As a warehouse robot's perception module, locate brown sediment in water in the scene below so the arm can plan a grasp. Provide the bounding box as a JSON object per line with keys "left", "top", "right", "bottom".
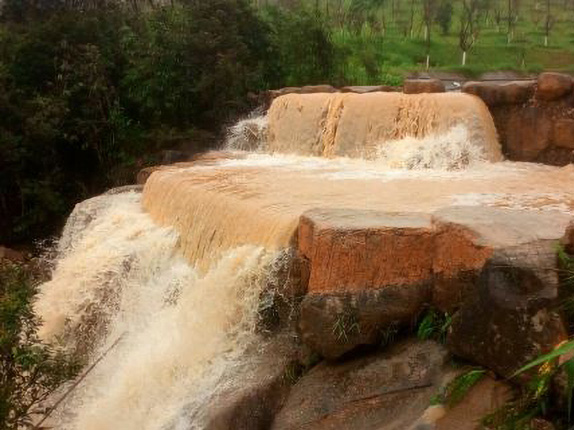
{"left": 142, "top": 154, "right": 574, "bottom": 270}
{"left": 267, "top": 92, "right": 502, "bottom": 161}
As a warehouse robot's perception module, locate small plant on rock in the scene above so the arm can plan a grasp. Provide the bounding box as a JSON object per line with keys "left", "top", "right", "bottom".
{"left": 417, "top": 308, "right": 452, "bottom": 344}
{"left": 332, "top": 312, "right": 360, "bottom": 343}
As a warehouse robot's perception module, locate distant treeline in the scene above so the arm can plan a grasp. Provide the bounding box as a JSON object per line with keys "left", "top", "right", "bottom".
{"left": 1, "top": 0, "right": 574, "bottom": 245}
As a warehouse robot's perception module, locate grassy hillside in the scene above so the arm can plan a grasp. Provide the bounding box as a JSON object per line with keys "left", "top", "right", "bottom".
{"left": 273, "top": 0, "right": 574, "bottom": 84}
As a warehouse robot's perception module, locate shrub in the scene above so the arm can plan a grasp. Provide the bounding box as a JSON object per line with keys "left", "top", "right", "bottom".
{"left": 0, "top": 262, "right": 79, "bottom": 429}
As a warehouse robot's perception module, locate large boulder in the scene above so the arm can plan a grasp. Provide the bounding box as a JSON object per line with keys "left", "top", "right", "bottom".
{"left": 404, "top": 78, "right": 445, "bottom": 94}
{"left": 536, "top": 72, "right": 573, "bottom": 101}
{"left": 447, "top": 245, "right": 568, "bottom": 378}
{"left": 272, "top": 340, "right": 449, "bottom": 430}
{"left": 462, "top": 81, "right": 535, "bottom": 106}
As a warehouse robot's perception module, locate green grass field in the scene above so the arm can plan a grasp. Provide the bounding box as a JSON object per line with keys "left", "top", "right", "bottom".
{"left": 313, "top": 0, "right": 574, "bottom": 83}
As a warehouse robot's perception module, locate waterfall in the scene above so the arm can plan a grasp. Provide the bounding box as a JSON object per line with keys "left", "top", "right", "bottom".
{"left": 33, "top": 91, "right": 574, "bottom": 430}
{"left": 35, "top": 191, "right": 280, "bottom": 429}
{"left": 266, "top": 92, "right": 502, "bottom": 162}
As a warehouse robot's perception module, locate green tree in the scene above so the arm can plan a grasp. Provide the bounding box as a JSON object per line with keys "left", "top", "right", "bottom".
{"left": 436, "top": 0, "right": 453, "bottom": 35}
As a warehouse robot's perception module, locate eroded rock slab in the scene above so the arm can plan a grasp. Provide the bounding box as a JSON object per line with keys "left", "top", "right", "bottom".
{"left": 272, "top": 340, "right": 449, "bottom": 430}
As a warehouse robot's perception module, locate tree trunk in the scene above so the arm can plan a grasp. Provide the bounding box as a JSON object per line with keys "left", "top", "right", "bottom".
{"left": 462, "top": 51, "right": 467, "bottom": 66}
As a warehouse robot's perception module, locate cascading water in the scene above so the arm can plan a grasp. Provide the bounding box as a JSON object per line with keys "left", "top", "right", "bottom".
{"left": 35, "top": 191, "right": 283, "bottom": 429}
{"left": 35, "top": 92, "right": 574, "bottom": 429}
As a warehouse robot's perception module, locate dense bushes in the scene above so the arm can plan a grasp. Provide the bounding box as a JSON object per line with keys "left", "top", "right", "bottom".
{"left": 0, "top": 1, "right": 310, "bottom": 245}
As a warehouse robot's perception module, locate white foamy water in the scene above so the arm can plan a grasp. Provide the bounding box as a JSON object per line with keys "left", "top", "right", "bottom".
{"left": 35, "top": 191, "right": 277, "bottom": 430}
{"left": 376, "top": 124, "right": 488, "bottom": 170}
{"left": 225, "top": 115, "right": 268, "bottom": 152}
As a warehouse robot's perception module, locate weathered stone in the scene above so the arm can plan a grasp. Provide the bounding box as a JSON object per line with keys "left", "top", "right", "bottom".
{"left": 462, "top": 81, "right": 535, "bottom": 106}
{"left": 272, "top": 340, "right": 449, "bottom": 430}
{"left": 299, "top": 209, "right": 435, "bottom": 294}
{"left": 536, "top": 72, "right": 573, "bottom": 101}
{"left": 404, "top": 78, "right": 445, "bottom": 94}
{"left": 431, "top": 206, "right": 572, "bottom": 311}
{"left": 504, "top": 107, "right": 553, "bottom": 161}
{"left": 554, "top": 118, "right": 574, "bottom": 149}
{"left": 447, "top": 246, "right": 568, "bottom": 378}
{"left": 340, "top": 85, "right": 397, "bottom": 93}
{"left": 299, "top": 285, "right": 430, "bottom": 359}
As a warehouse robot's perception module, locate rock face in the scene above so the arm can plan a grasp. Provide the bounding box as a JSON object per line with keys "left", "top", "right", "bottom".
{"left": 536, "top": 72, "right": 573, "bottom": 101}
{"left": 272, "top": 340, "right": 449, "bottom": 430}
{"left": 299, "top": 210, "right": 435, "bottom": 294}
{"left": 504, "top": 107, "right": 553, "bottom": 161}
{"left": 554, "top": 119, "right": 574, "bottom": 149}
{"left": 461, "top": 74, "right": 574, "bottom": 165}
{"left": 296, "top": 206, "right": 572, "bottom": 361}
{"left": 404, "top": 78, "right": 446, "bottom": 94}
{"left": 0, "top": 246, "right": 24, "bottom": 262}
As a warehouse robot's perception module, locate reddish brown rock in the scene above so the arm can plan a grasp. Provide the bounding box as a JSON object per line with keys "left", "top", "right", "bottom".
{"left": 462, "top": 81, "right": 535, "bottom": 106}
{"left": 298, "top": 209, "right": 435, "bottom": 293}
{"left": 431, "top": 223, "right": 492, "bottom": 312}
{"left": 554, "top": 118, "right": 574, "bottom": 149}
{"left": 403, "top": 78, "right": 445, "bottom": 94}
{"left": 272, "top": 340, "right": 449, "bottom": 430}
{"left": 536, "top": 72, "right": 573, "bottom": 101}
